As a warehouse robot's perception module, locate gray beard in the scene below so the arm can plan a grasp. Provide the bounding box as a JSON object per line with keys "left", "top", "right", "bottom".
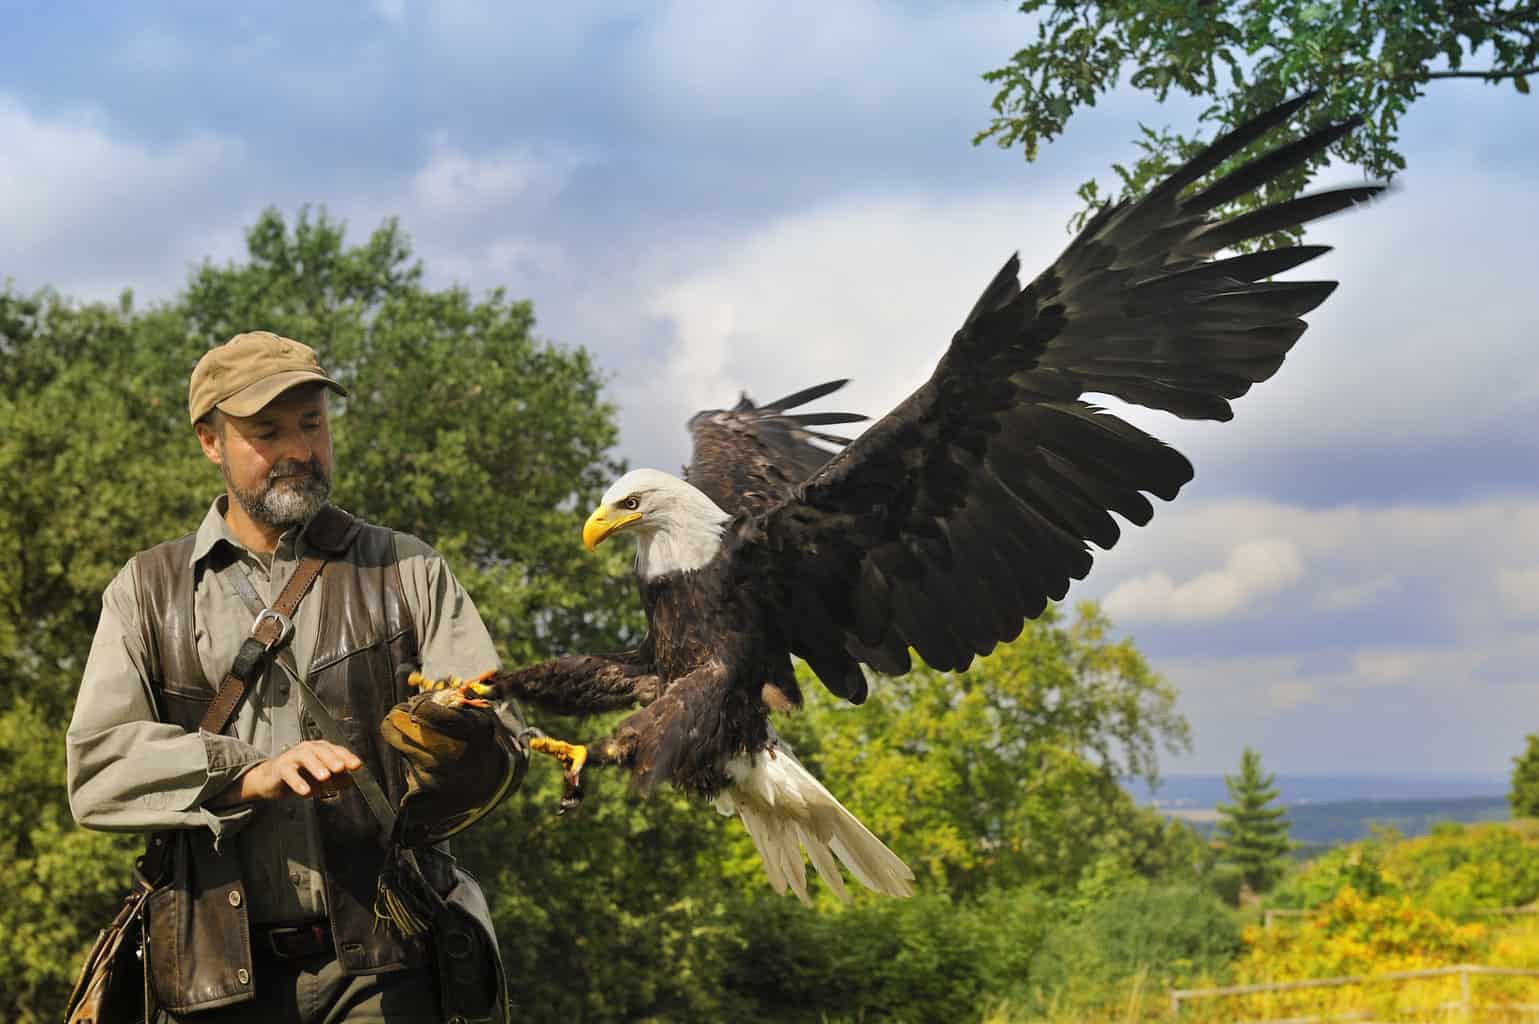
{"left": 223, "top": 453, "right": 332, "bottom": 531}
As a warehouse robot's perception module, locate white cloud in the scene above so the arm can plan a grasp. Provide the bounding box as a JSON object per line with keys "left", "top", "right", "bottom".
{"left": 1352, "top": 647, "right": 1468, "bottom": 687}
{"left": 411, "top": 145, "right": 580, "bottom": 219}
{"left": 1498, "top": 567, "right": 1539, "bottom": 618}
{"left": 1318, "top": 575, "right": 1399, "bottom": 611}
{"left": 372, "top": 0, "right": 407, "bottom": 27}
{"left": 0, "top": 94, "right": 240, "bottom": 300}
{"left": 1075, "top": 497, "right": 1539, "bottom": 637}
{"left": 1269, "top": 680, "right": 1318, "bottom": 710}
{"left": 630, "top": 1, "right": 1017, "bottom": 126}
{"left": 420, "top": 236, "right": 564, "bottom": 293}
{"left": 1157, "top": 641, "right": 1539, "bottom": 773}
{"left": 1101, "top": 539, "right": 1304, "bottom": 623}
{"left": 421, "top": 0, "right": 652, "bottom": 85}
{"left": 1066, "top": 494, "right": 1539, "bottom": 772}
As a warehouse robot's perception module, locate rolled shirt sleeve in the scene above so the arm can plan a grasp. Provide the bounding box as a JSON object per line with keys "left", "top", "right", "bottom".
{"left": 66, "top": 559, "right": 266, "bottom": 846}
{"left": 392, "top": 533, "right": 502, "bottom": 682}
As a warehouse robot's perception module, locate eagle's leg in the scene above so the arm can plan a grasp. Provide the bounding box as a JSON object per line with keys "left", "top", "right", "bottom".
{"left": 527, "top": 734, "right": 633, "bottom": 813}
{"left": 529, "top": 735, "right": 588, "bottom": 812}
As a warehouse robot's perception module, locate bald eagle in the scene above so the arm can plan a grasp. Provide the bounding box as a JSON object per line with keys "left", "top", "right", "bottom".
{"left": 438, "top": 94, "right": 1384, "bottom": 903}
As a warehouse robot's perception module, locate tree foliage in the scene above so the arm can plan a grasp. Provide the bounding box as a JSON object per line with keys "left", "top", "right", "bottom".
{"left": 1216, "top": 746, "right": 1291, "bottom": 894}
{"left": 1511, "top": 732, "right": 1539, "bottom": 817}
{"left": 976, "top": 1, "right": 1539, "bottom": 246}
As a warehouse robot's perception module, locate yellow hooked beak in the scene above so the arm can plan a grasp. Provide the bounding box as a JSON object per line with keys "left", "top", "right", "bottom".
{"left": 583, "top": 505, "right": 642, "bottom": 551}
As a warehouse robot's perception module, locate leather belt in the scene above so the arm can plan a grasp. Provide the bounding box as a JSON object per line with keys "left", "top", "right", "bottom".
{"left": 255, "top": 920, "right": 334, "bottom": 960}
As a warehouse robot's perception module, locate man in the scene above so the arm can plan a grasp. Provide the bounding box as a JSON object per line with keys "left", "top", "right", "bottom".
{"left": 67, "top": 330, "right": 507, "bottom": 1022}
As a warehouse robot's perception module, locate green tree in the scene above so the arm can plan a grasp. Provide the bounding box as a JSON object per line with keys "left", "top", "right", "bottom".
{"left": 1510, "top": 732, "right": 1539, "bottom": 817}
{"left": 1215, "top": 747, "right": 1291, "bottom": 894}
{"left": 975, "top": 2, "right": 1539, "bottom": 246}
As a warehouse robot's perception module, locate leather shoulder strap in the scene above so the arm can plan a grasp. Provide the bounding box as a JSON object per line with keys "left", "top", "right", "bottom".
{"left": 199, "top": 506, "right": 358, "bottom": 734}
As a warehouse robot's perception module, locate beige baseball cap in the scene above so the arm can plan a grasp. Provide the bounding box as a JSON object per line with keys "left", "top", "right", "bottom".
{"left": 188, "top": 330, "right": 347, "bottom": 425}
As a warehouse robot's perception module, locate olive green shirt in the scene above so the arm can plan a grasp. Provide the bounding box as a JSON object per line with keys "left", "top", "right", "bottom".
{"left": 66, "top": 497, "right": 501, "bottom": 923}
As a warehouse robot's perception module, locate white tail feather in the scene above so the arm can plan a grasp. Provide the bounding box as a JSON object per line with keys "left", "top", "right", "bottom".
{"left": 714, "top": 746, "right": 914, "bottom": 905}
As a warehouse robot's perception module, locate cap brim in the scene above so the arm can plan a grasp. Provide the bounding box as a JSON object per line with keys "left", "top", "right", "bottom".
{"left": 215, "top": 370, "right": 348, "bottom": 418}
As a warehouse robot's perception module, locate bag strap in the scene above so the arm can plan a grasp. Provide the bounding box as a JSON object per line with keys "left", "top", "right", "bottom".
{"left": 294, "top": 675, "right": 399, "bottom": 838}
{"left": 198, "top": 506, "right": 353, "bottom": 734}
{"left": 200, "top": 553, "right": 324, "bottom": 733}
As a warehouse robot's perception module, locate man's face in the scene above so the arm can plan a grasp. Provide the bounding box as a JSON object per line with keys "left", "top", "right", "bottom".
{"left": 196, "top": 383, "right": 334, "bottom": 531}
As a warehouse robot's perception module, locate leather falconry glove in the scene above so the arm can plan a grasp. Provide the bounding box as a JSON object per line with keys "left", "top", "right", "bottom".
{"left": 379, "top": 667, "right": 528, "bottom": 849}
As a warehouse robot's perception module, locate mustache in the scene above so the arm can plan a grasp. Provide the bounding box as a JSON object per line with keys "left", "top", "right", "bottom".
{"left": 268, "top": 458, "right": 326, "bottom": 484}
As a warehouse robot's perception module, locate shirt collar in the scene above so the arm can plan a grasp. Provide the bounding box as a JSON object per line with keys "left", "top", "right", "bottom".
{"left": 188, "top": 495, "right": 317, "bottom": 568}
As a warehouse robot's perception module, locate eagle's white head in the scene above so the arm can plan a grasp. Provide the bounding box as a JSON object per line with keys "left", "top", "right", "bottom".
{"left": 583, "top": 468, "right": 731, "bottom": 579}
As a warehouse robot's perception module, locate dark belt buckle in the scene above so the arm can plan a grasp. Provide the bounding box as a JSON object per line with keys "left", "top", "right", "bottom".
{"left": 267, "top": 922, "right": 329, "bottom": 959}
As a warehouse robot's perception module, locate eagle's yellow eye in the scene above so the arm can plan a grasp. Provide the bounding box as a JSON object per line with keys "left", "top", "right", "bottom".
{"left": 622, "top": 496, "right": 640, "bottom": 511}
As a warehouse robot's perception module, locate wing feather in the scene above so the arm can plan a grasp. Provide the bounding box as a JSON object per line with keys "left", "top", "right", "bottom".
{"left": 684, "top": 380, "right": 869, "bottom": 517}
{"left": 738, "top": 94, "right": 1385, "bottom": 696}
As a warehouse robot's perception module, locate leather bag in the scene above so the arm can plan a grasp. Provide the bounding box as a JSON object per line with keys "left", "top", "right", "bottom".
{"left": 63, "top": 862, "right": 156, "bottom": 1024}
{"left": 377, "top": 845, "right": 507, "bottom": 1024}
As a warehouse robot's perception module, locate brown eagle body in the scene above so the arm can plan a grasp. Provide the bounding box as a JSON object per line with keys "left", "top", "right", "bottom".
{"left": 477, "top": 93, "right": 1386, "bottom": 903}
{"left": 620, "top": 545, "right": 788, "bottom": 798}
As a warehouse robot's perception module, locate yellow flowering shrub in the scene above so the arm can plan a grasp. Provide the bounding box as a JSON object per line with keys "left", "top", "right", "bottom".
{"left": 1216, "top": 889, "right": 1487, "bottom": 1021}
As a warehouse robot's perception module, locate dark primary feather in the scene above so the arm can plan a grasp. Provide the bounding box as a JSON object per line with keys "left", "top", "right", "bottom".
{"left": 685, "top": 379, "right": 868, "bottom": 518}
{"left": 739, "top": 93, "right": 1385, "bottom": 697}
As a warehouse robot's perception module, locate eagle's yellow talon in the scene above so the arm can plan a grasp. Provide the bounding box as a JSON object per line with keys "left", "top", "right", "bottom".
{"left": 463, "top": 680, "right": 497, "bottom": 698}
{"left": 530, "top": 736, "right": 588, "bottom": 776}
{"left": 409, "top": 671, "right": 461, "bottom": 696}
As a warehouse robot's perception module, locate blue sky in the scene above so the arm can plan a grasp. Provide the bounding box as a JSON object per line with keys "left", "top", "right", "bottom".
{"left": 5, "top": 2, "right": 1537, "bottom": 777}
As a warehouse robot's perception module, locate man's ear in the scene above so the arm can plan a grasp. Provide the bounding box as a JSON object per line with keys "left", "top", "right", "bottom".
{"left": 195, "top": 422, "right": 223, "bottom": 466}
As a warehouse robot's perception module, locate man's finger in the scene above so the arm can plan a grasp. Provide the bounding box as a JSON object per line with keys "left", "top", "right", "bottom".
{"left": 282, "top": 762, "right": 313, "bottom": 796}
{"left": 309, "top": 740, "right": 362, "bottom": 772}
{"left": 297, "top": 750, "right": 334, "bottom": 782}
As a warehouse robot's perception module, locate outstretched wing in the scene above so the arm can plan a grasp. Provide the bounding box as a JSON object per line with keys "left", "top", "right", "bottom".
{"left": 744, "top": 92, "right": 1385, "bottom": 702}
{"left": 482, "top": 653, "right": 661, "bottom": 717}
{"left": 684, "top": 380, "right": 867, "bottom": 518}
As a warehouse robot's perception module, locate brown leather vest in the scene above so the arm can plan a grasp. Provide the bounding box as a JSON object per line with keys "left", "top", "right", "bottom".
{"left": 133, "top": 507, "right": 457, "bottom": 1013}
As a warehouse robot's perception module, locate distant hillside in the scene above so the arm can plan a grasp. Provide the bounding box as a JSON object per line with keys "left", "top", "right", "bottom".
{"left": 1167, "top": 794, "right": 1511, "bottom": 847}
{"left": 1126, "top": 773, "right": 1508, "bottom": 809}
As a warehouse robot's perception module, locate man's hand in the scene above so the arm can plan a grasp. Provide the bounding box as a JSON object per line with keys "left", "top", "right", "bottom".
{"left": 211, "top": 740, "right": 362, "bottom": 807}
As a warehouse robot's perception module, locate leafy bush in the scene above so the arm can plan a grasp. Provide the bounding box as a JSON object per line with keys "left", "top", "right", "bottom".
{"left": 1028, "top": 883, "right": 1241, "bottom": 1006}
{"left": 1224, "top": 889, "right": 1488, "bottom": 1021}
{"left": 720, "top": 885, "right": 1052, "bottom": 1022}
{"left": 1268, "top": 838, "right": 1400, "bottom": 910}
{"left": 1241, "top": 888, "right": 1484, "bottom": 981}
{"left": 1209, "top": 864, "right": 1246, "bottom": 906}
{"left": 1387, "top": 823, "right": 1539, "bottom": 916}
